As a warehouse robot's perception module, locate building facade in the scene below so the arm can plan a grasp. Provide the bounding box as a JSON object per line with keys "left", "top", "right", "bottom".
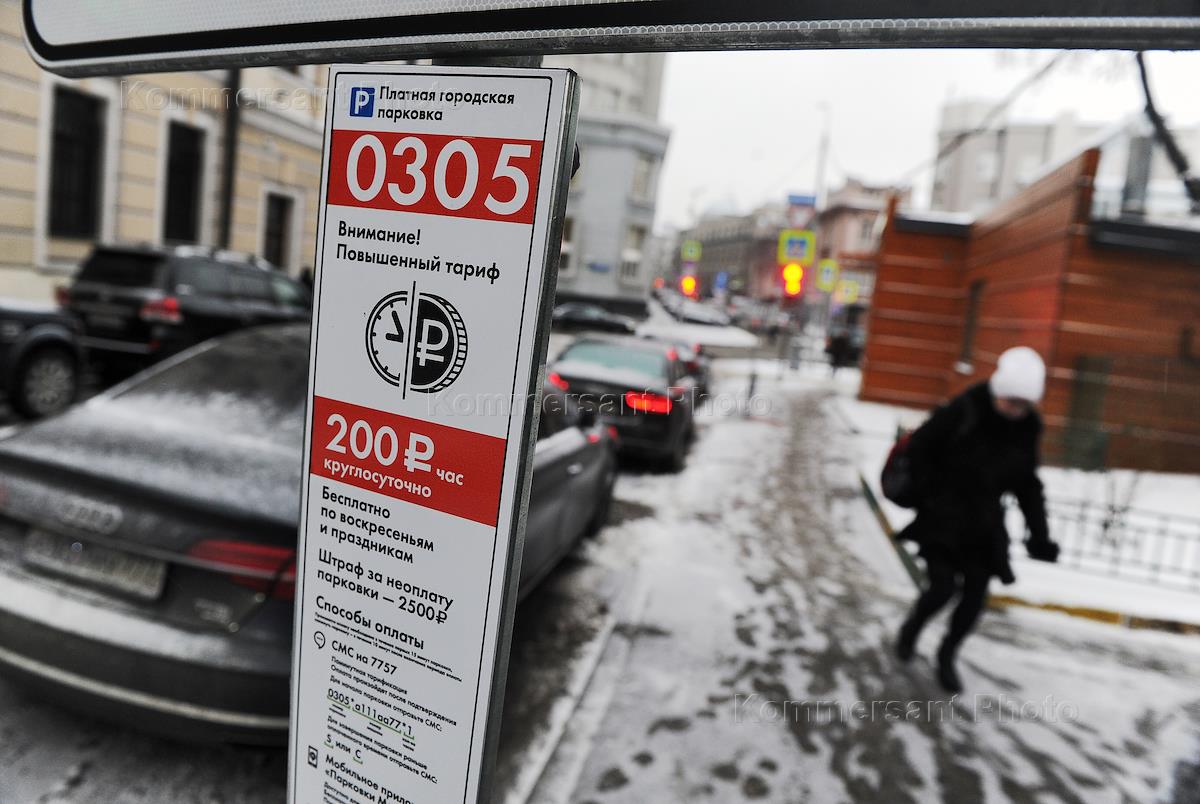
{"left": 543, "top": 53, "right": 669, "bottom": 316}
{"left": 810, "top": 179, "right": 910, "bottom": 320}
{"left": 931, "top": 100, "right": 1103, "bottom": 215}
{"left": 862, "top": 145, "right": 1200, "bottom": 474}
{"left": 0, "top": 0, "right": 325, "bottom": 301}
{"left": 672, "top": 203, "right": 787, "bottom": 300}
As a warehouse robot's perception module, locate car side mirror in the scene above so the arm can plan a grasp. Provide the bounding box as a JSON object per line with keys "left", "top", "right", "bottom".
{"left": 578, "top": 407, "right": 597, "bottom": 429}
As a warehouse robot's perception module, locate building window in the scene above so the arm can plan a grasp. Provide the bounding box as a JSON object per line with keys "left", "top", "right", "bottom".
{"left": 620, "top": 224, "right": 646, "bottom": 282}
{"left": 162, "top": 122, "right": 205, "bottom": 244}
{"left": 559, "top": 216, "right": 574, "bottom": 274}
{"left": 960, "top": 281, "right": 984, "bottom": 364}
{"left": 859, "top": 216, "right": 876, "bottom": 248}
{"left": 263, "top": 192, "right": 294, "bottom": 270}
{"left": 49, "top": 86, "right": 105, "bottom": 239}
{"left": 631, "top": 154, "right": 655, "bottom": 203}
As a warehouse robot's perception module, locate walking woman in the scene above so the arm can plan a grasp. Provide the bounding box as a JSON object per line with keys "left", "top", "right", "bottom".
{"left": 895, "top": 347, "right": 1061, "bottom": 692}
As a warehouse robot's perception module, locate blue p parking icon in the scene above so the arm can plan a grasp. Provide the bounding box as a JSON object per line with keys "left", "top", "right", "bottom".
{"left": 349, "top": 86, "right": 375, "bottom": 117}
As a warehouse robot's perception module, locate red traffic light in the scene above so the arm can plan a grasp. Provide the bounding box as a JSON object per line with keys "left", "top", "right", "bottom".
{"left": 782, "top": 263, "right": 804, "bottom": 296}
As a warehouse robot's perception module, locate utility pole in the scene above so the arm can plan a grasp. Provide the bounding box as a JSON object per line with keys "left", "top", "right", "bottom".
{"left": 814, "top": 102, "right": 831, "bottom": 210}
{"left": 217, "top": 68, "right": 241, "bottom": 250}
{"left": 814, "top": 102, "right": 831, "bottom": 331}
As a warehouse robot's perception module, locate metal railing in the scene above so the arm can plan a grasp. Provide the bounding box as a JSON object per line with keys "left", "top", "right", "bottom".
{"left": 1008, "top": 496, "right": 1200, "bottom": 593}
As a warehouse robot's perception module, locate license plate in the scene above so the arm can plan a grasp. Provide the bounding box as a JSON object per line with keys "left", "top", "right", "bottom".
{"left": 86, "top": 313, "right": 127, "bottom": 330}
{"left": 23, "top": 529, "right": 167, "bottom": 601}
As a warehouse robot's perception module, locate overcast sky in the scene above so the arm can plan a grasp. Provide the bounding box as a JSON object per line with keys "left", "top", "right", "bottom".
{"left": 653, "top": 49, "right": 1200, "bottom": 231}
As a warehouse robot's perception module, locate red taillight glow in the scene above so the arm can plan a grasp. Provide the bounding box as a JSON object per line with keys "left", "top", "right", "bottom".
{"left": 187, "top": 540, "right": 296, "bottom": 600}
{"left": 624, "top": 391, "right": 672, "bottom": 414}
{"left": 140, "top": 296, "right": 182, "bottom": 324}
{"left": 548, "top": 371, "right": 570, "bottom": 391}
{"left": 54, "top": 285, "right": 70, "bottom": 307}
{"left": 666, "top": 348, "right": 678, "bottom": 361}
{"left": 606, "top": 425, "right": 620, "bottom": 444}
{"left": 587, "top": 432, "right": 601, "bottom": 444}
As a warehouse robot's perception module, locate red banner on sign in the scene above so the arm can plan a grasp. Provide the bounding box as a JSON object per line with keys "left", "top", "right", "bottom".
{"left": 326, "top": 129, "right": 543, "bottom": 225}
{"left": 310, "top": 396, "right": 507, "bottom": 527}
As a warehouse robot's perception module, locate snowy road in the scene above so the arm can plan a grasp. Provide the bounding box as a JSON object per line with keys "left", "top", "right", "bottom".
{"left": 1, "top": 365, "right": 1199, "bottom": 803}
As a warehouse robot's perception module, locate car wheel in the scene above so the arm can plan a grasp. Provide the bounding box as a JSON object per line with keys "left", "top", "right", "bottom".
{"left": 585, "top": 460, "right": 617, "bottom": 538}
{"left": 665, "top": 432, "right": 687, "bottom": 472}
{"left": 13, "top": 346, "right": 78, "bottom": 419}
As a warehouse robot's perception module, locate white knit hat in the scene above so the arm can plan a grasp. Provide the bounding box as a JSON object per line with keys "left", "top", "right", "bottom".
{"left": 989, "top": 347, "right": 1045, "bottom": 403}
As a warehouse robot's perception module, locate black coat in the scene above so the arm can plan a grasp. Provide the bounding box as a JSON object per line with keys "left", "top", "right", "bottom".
{"left": 898, "top": 382, "right": 1050, "bottom": 583}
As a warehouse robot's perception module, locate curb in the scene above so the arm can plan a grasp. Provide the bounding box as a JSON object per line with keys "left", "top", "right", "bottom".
{"left": 855, "top": 472, "right": 1200, "bottom": 637}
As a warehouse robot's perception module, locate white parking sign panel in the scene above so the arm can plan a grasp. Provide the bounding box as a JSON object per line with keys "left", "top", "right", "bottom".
{"left": 288, "top": 65, "right": 578, "bottom": 804}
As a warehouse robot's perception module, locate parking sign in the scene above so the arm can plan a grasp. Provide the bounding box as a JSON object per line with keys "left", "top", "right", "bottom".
{"left": 287, "top": 64, "right": 578, "bottom": 804}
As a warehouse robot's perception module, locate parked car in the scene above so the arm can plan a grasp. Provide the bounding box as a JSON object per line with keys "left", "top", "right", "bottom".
{"left": 551, "top": 336, "right": 697, "bottom": 469}
{"left": 657, "top": 292, "right": 732, "bottom": 327}
{"left": 59, "top": 244, "right": 312, "bottom": 376}
{"left": 551, "top": 302, "right": 636, "bottom": 334}
{"left": 0, "top": 299, "right": 84, "bottom": 419}
{"left": 640, "top": 333, "right": 711, "bottom": 399}
{"left": 0, "top": 324, "right": 616, "bottom": 743}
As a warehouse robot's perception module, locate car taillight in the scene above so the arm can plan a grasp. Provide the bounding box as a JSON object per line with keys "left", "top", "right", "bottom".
{"left": 625, "top": 391, "right": 672, "bottom": 414}
{"left": 666, "top": 348, "right": 678, "bottom": 361}
{"left": 54, "top": 285, "right": 70, "bottom": 307}
{"left": 587, "top": 432, "right": 601, "bottom": 444}
{"left": 140, "top": 296, "right": 182, "bottom": 324}
{"left": 187, "top": 539, "right": 296, "bottom": 600}
{"left": 548, "top": 371, "right": 570, "bottom": 391}
{"left": 606, "top": 425, "right": 620, "bottom": 444}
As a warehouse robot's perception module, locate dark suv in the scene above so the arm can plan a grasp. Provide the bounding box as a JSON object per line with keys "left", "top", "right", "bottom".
{"left": 60, "top": 244, "right": 311, "bottom": 374}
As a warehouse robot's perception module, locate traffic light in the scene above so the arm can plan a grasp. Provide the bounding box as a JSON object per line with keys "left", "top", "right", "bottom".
{"left": 782, "top": 262, "right": 804, "bottom": 297}
{"left": 680, "top": 274, "right": 698, "bottom": 297}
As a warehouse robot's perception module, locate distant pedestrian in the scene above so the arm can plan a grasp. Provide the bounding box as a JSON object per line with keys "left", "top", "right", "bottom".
{"left": 893, "top": 347, "right": 1061, "bottom": 692}
{"left": 826, "top": 328, "right": 852, "bottom": 376}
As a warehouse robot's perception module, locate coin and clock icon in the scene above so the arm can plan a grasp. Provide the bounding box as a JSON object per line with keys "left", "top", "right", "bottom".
{"left": 365, "top": 288, "right": 468, "bottom": 394}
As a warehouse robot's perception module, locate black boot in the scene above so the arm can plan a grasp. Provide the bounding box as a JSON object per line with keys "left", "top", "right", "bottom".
{"left": 936, "top": 643, "right": 963, "bottom": 693}
{"left": 895, "top": 619, "right": 919, "bottom": 662}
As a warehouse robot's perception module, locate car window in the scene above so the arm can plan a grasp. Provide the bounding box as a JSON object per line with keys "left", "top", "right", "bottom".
{"left": 229, "top": 269, "right": 273, "bottom": 302}
{"left": 559, "top": 341, "right": 668, "bottom": 380}
{"left": 173, "top": 259, "right": 232, "bottom": 298}
{"left": 272, "top": 275, "right": 311, "bottom": 309}
{"left": 77, "top": 250, "right": 167, "bottom": 288}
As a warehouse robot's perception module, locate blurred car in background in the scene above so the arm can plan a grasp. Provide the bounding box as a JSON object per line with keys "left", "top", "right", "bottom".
{"left": 0, "top": 299, "right": 83, "bottom": 419}
{"left": 58, "top": 244, "right": 311, "bottom": 377}
{"left": 551, "top": 302, "right": 637, "bottom": 334}
{"left": 0, "top": 325, "right": 615, "bottom": 743}
{"left": 640, "top": 333, "right": 710, "bottom": 399}
{"left": 551, "top": 336, "right": 697, "bottom": 470}
{"left": 657, "top": 291, "right": 732, "bottom": 327}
